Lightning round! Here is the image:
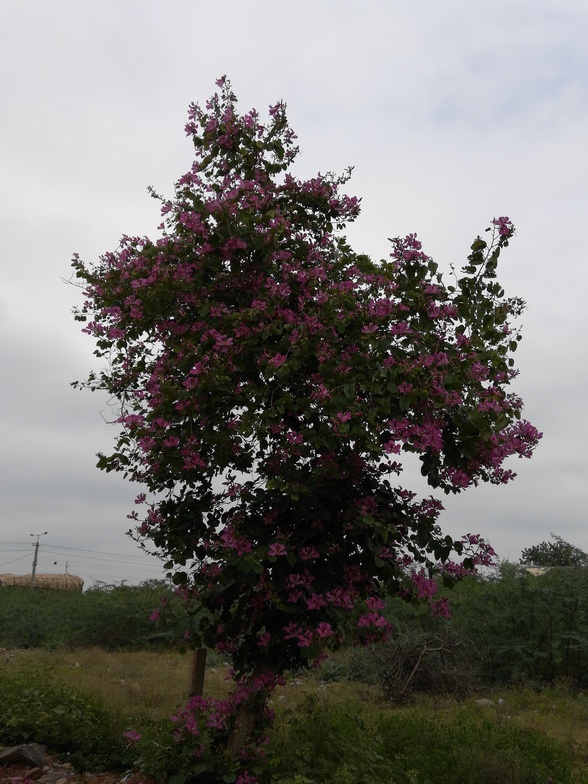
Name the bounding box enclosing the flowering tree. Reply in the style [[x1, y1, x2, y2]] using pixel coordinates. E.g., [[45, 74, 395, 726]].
[[73, 78, 540, 781]]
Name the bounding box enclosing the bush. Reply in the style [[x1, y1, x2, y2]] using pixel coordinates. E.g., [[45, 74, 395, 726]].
[[0, 662, 127, 771], [315, 595, 480, 701], [0, 581, 175, 650], [267, 696, 580, 784], [448, 565, 588, 688]]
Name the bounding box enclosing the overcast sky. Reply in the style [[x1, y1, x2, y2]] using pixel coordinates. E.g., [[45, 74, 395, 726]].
[[1, 0, 587, 588]]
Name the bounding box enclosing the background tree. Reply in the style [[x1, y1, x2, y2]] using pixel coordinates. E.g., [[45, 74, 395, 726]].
[[520, 534, 587, 568], [73, 78, 541, 780]]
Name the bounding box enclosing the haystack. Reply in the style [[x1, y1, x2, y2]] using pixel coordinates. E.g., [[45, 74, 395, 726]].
[[0, 573, 84, 591]]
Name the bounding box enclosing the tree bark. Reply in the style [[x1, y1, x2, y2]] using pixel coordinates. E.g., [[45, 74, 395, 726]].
[[188, 648, 207, 698], [226, 667, 276, 755]]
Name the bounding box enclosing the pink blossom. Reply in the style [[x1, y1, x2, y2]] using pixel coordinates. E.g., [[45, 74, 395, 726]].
[[283, 621, 302, 640], [138, 436, 156, 452], [296, 630, 314, 647], [299, 545, 320, 561], [432, 597, 451, 618], [357, 612, 392, 631], [306, 593, 327, 610], [410, 570, 439, 599], [235, 773, 259, 784], [316, 622, 335, 638], [268, 542, 287, 557], [447, 468, 471, 488], [206, 712, 226, 730], [492, 216, 513, 236], [267, 353, 288, 368]]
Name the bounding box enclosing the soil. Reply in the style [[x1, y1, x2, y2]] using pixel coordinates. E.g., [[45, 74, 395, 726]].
[[0, 757, 152, 784]]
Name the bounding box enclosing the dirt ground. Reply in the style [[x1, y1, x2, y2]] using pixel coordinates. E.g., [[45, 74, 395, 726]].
[[0, 756, 152, 784]]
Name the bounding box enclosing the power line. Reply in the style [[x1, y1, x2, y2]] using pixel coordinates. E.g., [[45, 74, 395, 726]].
[[42, 552, 163, 569], [0, 553, 33, 567], [0, 539, 169, 584], [0, 541, 161, 563], [43, 544, 161, 561], [0, 549, 29, 555]]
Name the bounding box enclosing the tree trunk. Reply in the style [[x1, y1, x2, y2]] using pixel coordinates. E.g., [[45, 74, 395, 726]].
[[227, 699, 264, 755], [226, 668, 276, 755], [188, 648, 207, 698]]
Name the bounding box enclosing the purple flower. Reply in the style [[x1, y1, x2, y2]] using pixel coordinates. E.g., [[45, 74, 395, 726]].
[[267, 353, 288, 368], [268, 542, 287, 557], [492, 216, 513, 236], [316, 622, 335, 638]]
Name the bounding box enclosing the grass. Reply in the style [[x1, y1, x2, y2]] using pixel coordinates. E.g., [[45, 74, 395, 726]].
[[3, 648, 588, 782], [1, 647, 381, 720], [8, 647, 202, 719]]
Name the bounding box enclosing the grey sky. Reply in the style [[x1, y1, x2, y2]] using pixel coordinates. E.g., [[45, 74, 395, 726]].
[[1, 0, 586, 587]]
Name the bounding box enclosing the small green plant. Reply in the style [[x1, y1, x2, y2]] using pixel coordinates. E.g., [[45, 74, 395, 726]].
[[0, 663, 127, 771]]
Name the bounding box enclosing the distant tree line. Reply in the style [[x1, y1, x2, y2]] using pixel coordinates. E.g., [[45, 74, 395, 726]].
[[0, 580, 176, 650], [4, 544, 588, 695], [519, 533, 588, 568]]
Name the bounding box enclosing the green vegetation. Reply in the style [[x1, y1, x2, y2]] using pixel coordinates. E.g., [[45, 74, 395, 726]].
[[3, 568, 588, 780], [0, 661, 127, 772], [0, 580, 175, 649], [520, 534, 588, 568], [447, 563, 588, 687], [1, 652, 587, 782], [268, 695, 584, 784]]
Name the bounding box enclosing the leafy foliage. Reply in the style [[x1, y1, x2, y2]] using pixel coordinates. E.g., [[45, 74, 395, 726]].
[[0, 581, 175, 650], [72, 77, 540, 777], [447, 564, 588, 687], [267, 696, 577, 784], [318, 563, 588, 694], [520, 533, 588, 568], [129, 693, 581, 784], [0, 663, 126, 771]]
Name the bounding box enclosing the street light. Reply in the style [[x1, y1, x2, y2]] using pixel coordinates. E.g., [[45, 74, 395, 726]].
[[29, 532, 48, 589]]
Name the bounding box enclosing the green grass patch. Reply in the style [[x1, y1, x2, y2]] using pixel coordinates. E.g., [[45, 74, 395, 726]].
[[0, 661, 127, 772], [268, 695, 587, 784], [2, 650, 588, 782]]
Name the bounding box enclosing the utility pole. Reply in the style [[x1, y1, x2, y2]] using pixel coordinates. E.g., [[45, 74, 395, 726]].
[[30, 532, 48, 589]]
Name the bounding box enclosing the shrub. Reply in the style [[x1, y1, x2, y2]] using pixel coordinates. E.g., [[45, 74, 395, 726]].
[[267, 696, 579, 784], [0, 581, 175, 650], [448, 565, 588, 688], [0, 663, 127, 771]]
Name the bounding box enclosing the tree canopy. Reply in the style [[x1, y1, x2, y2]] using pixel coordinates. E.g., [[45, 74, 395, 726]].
[[520, 534, 587, 568], [72, 77, 541, 779]]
